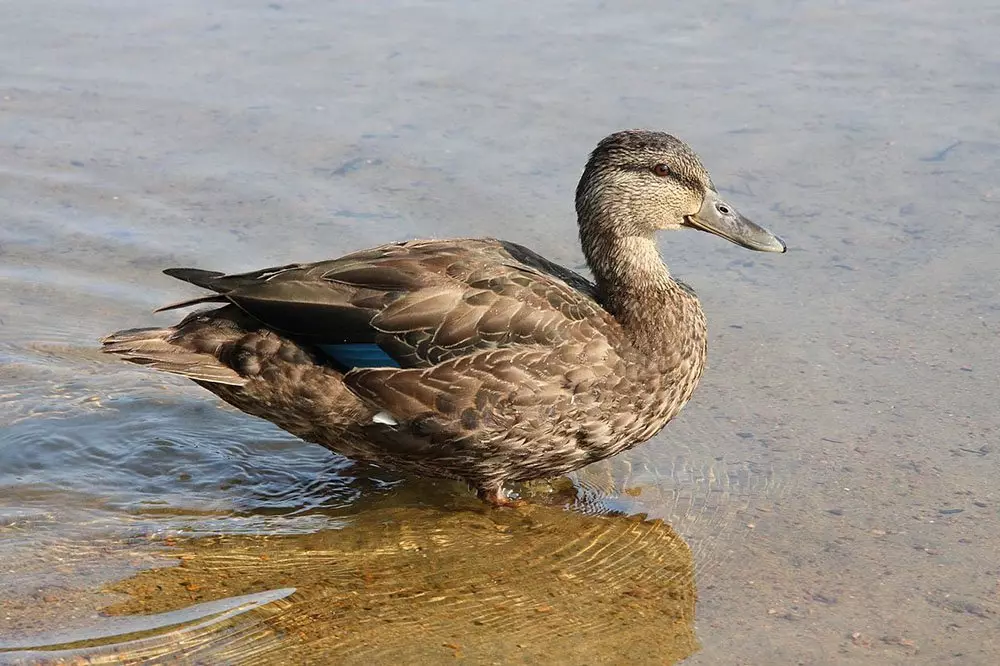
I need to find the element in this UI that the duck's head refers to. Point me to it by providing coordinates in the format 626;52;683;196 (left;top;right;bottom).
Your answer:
576;130;786;253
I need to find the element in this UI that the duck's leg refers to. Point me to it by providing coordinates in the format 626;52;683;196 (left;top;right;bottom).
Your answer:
476;484;524;508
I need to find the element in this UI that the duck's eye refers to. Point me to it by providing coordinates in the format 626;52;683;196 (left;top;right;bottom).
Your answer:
716;203;731;215
652;163;672;177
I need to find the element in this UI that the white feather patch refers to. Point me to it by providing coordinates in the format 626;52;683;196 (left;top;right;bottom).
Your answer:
372;411;398;426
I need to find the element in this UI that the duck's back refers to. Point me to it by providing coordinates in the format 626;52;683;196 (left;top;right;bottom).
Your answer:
154;238;620;368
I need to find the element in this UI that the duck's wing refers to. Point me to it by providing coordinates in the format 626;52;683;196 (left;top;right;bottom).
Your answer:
161;238;620;371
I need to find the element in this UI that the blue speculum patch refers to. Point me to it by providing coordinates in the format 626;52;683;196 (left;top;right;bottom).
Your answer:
318;343;401;369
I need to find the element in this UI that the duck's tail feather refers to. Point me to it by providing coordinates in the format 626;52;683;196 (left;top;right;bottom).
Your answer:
154;294;229;313
101;327;247;386
163;268;227;291
155;267;233;311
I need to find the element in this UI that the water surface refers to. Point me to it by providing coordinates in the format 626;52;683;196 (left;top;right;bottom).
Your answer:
2;1;999;663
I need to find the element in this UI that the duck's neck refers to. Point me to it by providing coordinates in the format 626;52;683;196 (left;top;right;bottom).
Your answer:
581;230;691;352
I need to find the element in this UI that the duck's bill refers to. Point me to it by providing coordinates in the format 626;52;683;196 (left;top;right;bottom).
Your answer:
684;191;786;253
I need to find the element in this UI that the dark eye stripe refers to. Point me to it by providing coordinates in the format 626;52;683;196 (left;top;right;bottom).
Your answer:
618;164;703;193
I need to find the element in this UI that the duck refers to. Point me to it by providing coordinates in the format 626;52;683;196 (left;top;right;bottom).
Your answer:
102;130;785;506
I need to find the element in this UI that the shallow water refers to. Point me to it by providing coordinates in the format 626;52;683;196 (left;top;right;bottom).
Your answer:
2;0;999;663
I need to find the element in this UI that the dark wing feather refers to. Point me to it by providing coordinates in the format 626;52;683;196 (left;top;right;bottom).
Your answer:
497;240;599;301
166;264;304;291
162;268;227;291
155;294;228;313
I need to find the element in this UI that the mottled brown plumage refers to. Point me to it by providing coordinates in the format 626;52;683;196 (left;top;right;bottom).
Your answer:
102;130;785;505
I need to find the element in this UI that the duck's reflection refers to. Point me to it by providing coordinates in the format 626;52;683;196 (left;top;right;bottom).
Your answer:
7;500;698;664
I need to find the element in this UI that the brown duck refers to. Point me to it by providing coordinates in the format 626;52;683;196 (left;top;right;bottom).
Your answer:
102;130;785;506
